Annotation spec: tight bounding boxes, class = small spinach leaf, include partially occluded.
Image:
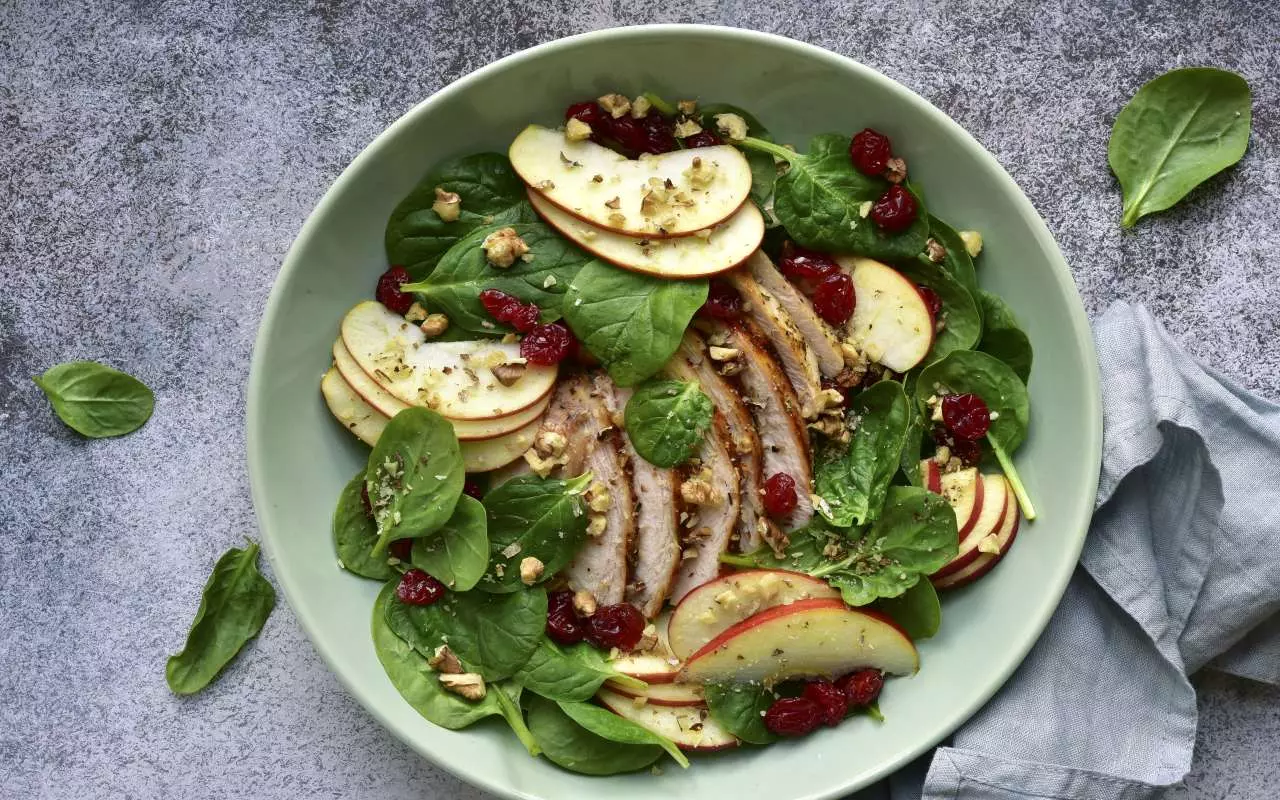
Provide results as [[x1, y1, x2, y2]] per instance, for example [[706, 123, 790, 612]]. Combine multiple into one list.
[[623, 380, 715, 468], [704, 682, 777, 745], [699, 103, 776, 208], [526, 695, 664, 775], [898, 390, 928, 486], [874, 577, 941, 639], [895, 256, 981, 364], [479, 474, 590, 593], [1109, 68, 1251, 228], [166, 541, 276, 695], [915, 350, 1029, 454], [977, 290, 1033, 384], [563, 261, 708, 387], [33, 361, 154, 438], [333, 473, 395, 581], [926, 216, 979, 301], [410, 494, 489, 591], [386, 153, 539, 276], [516, 639, 639, 702], [813, 381, 911, 527], [365, 407, 465, 556], [557, 700, 690, 768]]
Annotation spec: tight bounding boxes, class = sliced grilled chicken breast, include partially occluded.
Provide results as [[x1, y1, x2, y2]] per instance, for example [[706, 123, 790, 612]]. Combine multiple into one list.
[[669, 415, 742, 603], [725, 269, 824, 419], [744, 251, 845, 377]]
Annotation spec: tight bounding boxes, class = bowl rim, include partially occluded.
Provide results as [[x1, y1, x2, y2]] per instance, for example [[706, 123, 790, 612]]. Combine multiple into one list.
[[247, 22, 1102, 799]]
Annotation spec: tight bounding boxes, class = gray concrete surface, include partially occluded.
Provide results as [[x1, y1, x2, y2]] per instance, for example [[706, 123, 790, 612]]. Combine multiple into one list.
[[2, 1, 1278, 798]]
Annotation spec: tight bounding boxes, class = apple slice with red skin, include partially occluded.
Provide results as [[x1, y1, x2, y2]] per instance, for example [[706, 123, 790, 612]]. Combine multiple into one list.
[[603, 680, 704, 707], [596, 689, 739, 751], [938, 467, 984, 540], [666, 569, 840, 661], [919, 459, 942, 493], [677, 598, 918, 684], [608, 652, 681, 684], [836, 257, 935, 372], [932, 474, 1010, 579], [933, 487, 1022, 590]]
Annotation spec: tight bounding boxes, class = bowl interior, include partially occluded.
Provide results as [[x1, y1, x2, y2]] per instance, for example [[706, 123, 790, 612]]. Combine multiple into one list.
[[248, 25, 1100, 800]]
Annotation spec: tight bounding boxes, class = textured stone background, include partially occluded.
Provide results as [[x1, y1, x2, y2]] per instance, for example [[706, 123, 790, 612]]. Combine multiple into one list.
[[2, 1, 1278, 798]]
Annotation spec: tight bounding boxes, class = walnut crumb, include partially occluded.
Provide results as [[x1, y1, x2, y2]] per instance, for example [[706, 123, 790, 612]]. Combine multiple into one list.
[[428, 645, 464, 674], [673, 118, 702, 138], [604, 196, 621, 209], [635, 624, 658, 652], [597, 93, 631, 118], [420, 314, 449, 338], [431, 186, 461, 222], [404, 302, 429, 323], [679, 468, 720, 506], [959, 230, 984, 257], [491, 362, 526, 387], [438, 672, 486, 701], [630, 95, 651, 118], [573, 590, 597, 616], [481, 227, 529, 268], [925, 237, 946, 263], [713, 112, 749, 141], [883, 156, 907, 184], [586, 514, 607, 537], [585, 481, 611, 513], [677, 99, 698, 115], [519, 556, 544, 585], [707, 345, 740, 362], [564, 117, 592, 142]]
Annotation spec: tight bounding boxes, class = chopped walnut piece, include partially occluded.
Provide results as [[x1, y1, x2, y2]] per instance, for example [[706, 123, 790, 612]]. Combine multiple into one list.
[[404, 302, 429, 323], [428, 645, 464, 674], [431, 186, 461, 222], [586, 514, 607, 537], [673, 118, 702, 138], [565, 117, 592, 142], [679, 469, 720, 506], [481, 227, 530, 268], [573, 590, 597, 616], [635, 624, 658, 652], [534, 430, 567, 457], [809, 414, 849, 443], [677, 99, 698, 115], [519, 556, 545, 585], [439, 673, 486, 701], [604, 196, 621, 210], [683, 156, 717, 190], [925, 238, 946, 263], [597, 93, 631, 118], [585, 481, 611, 513], [630, 95, 651, 118], [707, 346, 740, 362], [883, 157, 907, 184], [420, 314, 449, 338], [959, 230, 984, 257], [814, 388, 846, 414], [607, 212, 627, 227], [491, 362, 526, 387], [713, 112, 749, 141]]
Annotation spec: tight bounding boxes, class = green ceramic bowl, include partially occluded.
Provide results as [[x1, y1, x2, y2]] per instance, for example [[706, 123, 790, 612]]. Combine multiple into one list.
[[248, 24, 1101, 800]]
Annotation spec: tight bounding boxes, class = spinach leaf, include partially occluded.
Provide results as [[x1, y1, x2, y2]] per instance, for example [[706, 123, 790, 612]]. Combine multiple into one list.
[[384, 586, 547, 682], [739, 134, 929, 260], [365, 407, 465, 556], [926, 216, 979, 301], [333, 472, 395, 581], [898, 391, 927, 486], [813, 381, 911, 527], [623, 380, 714, 468], [385, 153, 538, 276], [166, 540, 276, 695], [557, 700, 690, 768], [411, 494, 489, 591], [516, 639, 641, 702], [479, 474, 590, 593], [400, 223, 593, 335], [894, 255, 981, 364], [1109, 68, 1251, 228], [875, 577, 941, 639], [699, 103, 776, 208], [33, 361, 154, 438], [977, 290, 1033, 383], [563, 261, 708, 387], [526, 695, 664, 775], [704, 682, 777, 745], [915, 350, 1029, 454]]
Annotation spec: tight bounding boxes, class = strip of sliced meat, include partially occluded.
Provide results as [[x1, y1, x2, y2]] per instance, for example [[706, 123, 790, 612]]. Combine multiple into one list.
[[725, 268, 824, 419], [515, 374, 593, 479], [744, 251, 845, 377], [669, 414, 742, 603], [667, 331, 768, 554], [595, 376, 682, 620], [562, 377, 635, 607]]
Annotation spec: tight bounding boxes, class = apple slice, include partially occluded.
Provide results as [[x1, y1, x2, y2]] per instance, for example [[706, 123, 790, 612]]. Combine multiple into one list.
[[836, 257, 934, 372], [666, 570, 840, 660], [596, 689, 738, 751], [919, 459, 942, 493], [603, 680, 705, 707], [458, 415, 542, 472], [526, 189, 763, 278], [938, 467, 984, 539], [678, 598, 918, 684], [341, 301, 556, 420], [932, 474, 1009, 579], [321, 367, 387, 446], [509, 124, 751, 238], [933, 487, 1021, 590]]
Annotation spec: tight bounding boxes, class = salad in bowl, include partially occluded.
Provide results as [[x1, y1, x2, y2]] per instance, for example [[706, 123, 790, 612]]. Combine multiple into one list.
[[320, 90, 1036, 774]]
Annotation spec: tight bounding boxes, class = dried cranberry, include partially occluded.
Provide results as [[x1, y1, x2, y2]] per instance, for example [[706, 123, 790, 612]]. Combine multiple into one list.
[[802, 680, 850, 726], [396, 569, 445, 606], [932, 425, 982, 465], [479, 289, 540, 333], [463, 480, 484, 500], [849, 128, 893, 176], [360, 482, 373, 518], [520, 322, 575, 366], [683, 130, 722, 148], [837, 668, 884, 707], [638, 113, 678, 154], [546, 590, 585, 645], [586, 603, 645, 650], [917, 285, 943, 318], [388, 539, 413, 561], [376, 266, 414, 315], [870, 185, 918, 232], [942, 393, 991, 441], [764, 696, 824, 737], [778, 245, 839, 283], [812, 272, 855, 326], [699, 279, 742, 320], [763, 473, 798, 518], [565, 101, 609, 140]]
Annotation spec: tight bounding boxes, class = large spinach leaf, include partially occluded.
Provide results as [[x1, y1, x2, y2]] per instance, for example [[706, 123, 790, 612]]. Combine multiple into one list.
[[526, 695, 664, 775], [875, 577, 941, 640], [410, 494, 489, 591], [333, 472, 395, 581], [704, 682, 777, 745], [977, 290, 1033, 383], [479, 474, 590, 593], [898, 388, 928, 487], [895, 257, 981, 364], [1108, 68, 1251, 228], [623, 380, 714, 468], [400, 222, 594, 335], [515, 639, 642, 702], [385, 153, 538, 276], [563, 261, 708, 387], [915, 350, 1029, 454], [557, 700, 690, 768], [33, 361, 154, 438], [365, 407, 465, 556], [813, 381, 911, 528], [384, 585, 547, 682], [166, 541, 276, 695], [699, 103, 776, 208]]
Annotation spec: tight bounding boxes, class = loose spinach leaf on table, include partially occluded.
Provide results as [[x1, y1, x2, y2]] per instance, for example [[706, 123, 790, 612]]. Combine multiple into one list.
[[166, 540, 276, 695], [33, 361, 154, 438], [410, 494, 489, 591], [926, 216, 980, 301], [333, 472, 395, 581], [385, 153, 539, 277], [813, 381, 911, 528], [478, 473, 590, 592], [704, 682, 777, 745], [400, 222, 594, 335], [623, 380, 715, 468], [526, 695, 664, 775], [516, 639, 642, 703], [894, 255, 981, 364], [738, 133, 929, 260], [557, 700, 690, 768], [384, 585, 547, 682], [562, 261, 708, 387], [1109, 67, 1251, 228], [365, 407, 464, 556], [874, 577, 942, 640], [977, 290, 1033, 384], [699, 103, 777, 209]]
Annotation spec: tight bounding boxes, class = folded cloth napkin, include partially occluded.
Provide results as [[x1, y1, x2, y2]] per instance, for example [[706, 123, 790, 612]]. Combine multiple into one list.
[[866, 301, 1280, 800]]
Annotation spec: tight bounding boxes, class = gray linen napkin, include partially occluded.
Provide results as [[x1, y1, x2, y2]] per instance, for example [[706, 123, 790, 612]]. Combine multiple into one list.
[[872, 301, 1280, 799]]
